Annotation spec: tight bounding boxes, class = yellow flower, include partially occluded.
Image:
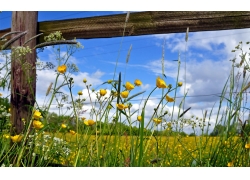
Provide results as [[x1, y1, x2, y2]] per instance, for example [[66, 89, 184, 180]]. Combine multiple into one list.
[[125, 82, 134, 90], [156, 77, 167, 88], [137, 116, 142, 122], [100, 89, 107, 96], [11, 134, 22, 143], [84, 119, 96, 126], [33, 110, 42, 119], [61, 124, 67, 129], [107, 80, 113, 84], [134, 79, 142, 86], [70, 130, 76, 135], [0, 93, 2, 96], [83, 78, 87, 83], [3, 134, 10, 139], [57, 64, 67, 74], [245, 144, 250, 149], [116, 103, 128, 110], [178, 82, 183, 87], [78, 91, 83, 95], [121, 91, 129, 98], [166, 95, 175, 102], [153, 118, 162, 125], [227, 162, 233, 167], [167, 122, 172, 128], [33, 120, 44, 130]]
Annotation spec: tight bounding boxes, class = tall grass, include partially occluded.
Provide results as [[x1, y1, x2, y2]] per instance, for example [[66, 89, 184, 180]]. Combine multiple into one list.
[[1, 19, 250, 167]]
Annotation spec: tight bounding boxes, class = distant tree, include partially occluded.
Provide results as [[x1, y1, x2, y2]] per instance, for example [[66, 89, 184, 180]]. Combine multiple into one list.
[[210, 125, 225, 136], [189, 132, 196, 136]]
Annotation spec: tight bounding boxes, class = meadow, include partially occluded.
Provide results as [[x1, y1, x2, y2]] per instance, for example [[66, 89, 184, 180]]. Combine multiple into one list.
[[1, 25, 250, 167]]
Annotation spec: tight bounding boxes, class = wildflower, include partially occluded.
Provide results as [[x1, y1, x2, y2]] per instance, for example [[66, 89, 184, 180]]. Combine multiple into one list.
[[134, 79, 142, 86], [84, 119, 96, 126], [227, 162, 233, 167], [61, 124, 67, 129], [33, 110, 42, 119], [100, 89, 107, 96], [245, 144, 250, 149], [78, 91, 83, 95], [0, 93, 2, 96], [69, 130, 76, 135], [178, 82, 183, 87], [156, 77, 167, 88], [83, 78, 87, 83], [57, 64, 67, 74], [125, 82, 134, 90], [33, 120, 44, 130], [3, 134, 10, 139], [116, 103, 128, 110], [137, 116, 142, 122], [166, 95, 175, 102], [153, 118, 162, 125], [11, 134, 22, 143], [107, 80, 113, 84], [121, 91, 129, 98]]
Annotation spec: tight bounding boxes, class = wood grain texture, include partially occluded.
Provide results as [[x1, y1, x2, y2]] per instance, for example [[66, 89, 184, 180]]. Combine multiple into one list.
[[1, 11, 250, 47]]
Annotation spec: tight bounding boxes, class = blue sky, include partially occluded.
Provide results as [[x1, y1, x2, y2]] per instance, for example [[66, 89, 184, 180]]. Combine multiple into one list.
[[1, 11, 250, 134]]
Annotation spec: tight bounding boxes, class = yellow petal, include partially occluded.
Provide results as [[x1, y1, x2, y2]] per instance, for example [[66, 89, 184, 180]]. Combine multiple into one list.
[[125, 82, 134, 90], [166, 95, 175, 102], [153, 118, 162, 125], [57, 65, 67, 74], [121, 91, 129, 98], [156, 77, 167, 88], [134, 79, 142, 86], [100, 89, 107, 96]]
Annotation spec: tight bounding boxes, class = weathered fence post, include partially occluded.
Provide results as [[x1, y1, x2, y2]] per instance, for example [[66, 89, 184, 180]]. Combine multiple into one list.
[[10, 11, 38, 135]]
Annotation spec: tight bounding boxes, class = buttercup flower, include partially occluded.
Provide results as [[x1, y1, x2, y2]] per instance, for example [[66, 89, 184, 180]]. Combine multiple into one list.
[[3, 134, 10, 139], [78, 91, 83, 95], [121, 91, 129, 98], [107, 80, 113, 84], [84, 119, 96, 126], [166, 95, 175, 102], [100, 89, 107, 96], [116, 103, 128, 110], [33, 110, 42, 119], [83, 78, 87, 83], [245, 144, 250, 149], [61, 124, 67, 129], [137, 116, 142, 122], [134, 79, 142, 86], [57, 64, 67, 74], [70, 130, 76, 135], [33, 120, 44, 130], [125, 82, 134, 90], [227, 162, 233, 167], [153, 118, 162, 125], [156, 77, 167, 88], [11, 134, 22, 143], [178, 82, 183, 87]]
